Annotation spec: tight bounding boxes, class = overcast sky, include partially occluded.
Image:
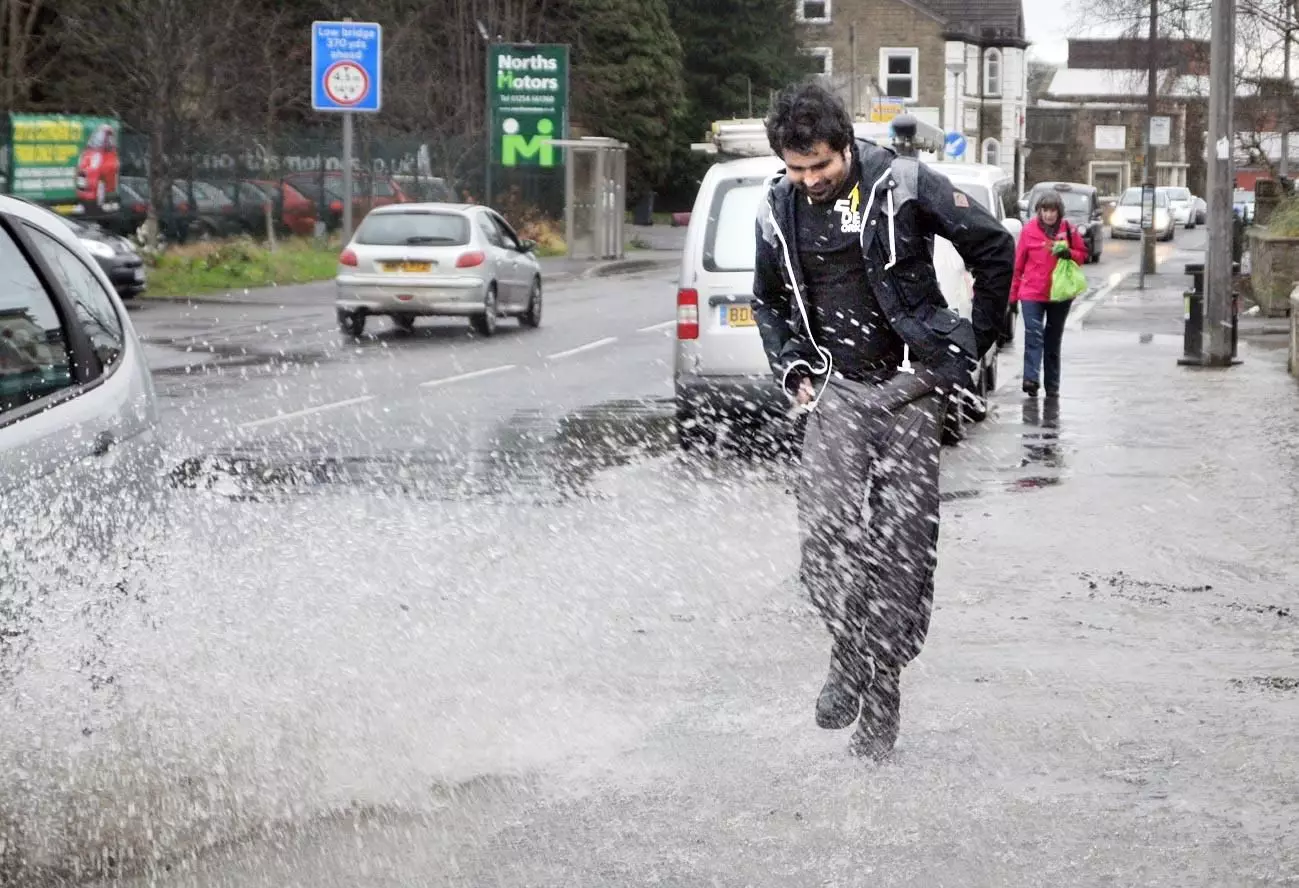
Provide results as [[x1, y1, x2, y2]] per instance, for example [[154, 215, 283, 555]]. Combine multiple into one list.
[[1024, 6, 1076, 66]]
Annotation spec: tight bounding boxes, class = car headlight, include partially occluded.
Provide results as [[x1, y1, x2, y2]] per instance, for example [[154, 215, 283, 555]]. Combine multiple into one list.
[[80, 238, 115, 259]]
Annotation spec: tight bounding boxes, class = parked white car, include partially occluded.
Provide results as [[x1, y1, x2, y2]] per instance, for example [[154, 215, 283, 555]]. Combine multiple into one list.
[[673, 153, 1013, 448], [1161, 186, 1199, 229], [335, 203, 543, 337]]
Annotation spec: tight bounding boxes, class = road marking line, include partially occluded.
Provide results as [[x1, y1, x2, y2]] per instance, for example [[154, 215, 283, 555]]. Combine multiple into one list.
[[545, 337, 618, 360], [420, 364, 517, 388], [237, 395, 374, 430], [638, 320, 676, 333]]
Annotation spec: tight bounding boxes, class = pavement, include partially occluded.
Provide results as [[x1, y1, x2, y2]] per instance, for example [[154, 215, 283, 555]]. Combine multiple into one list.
[[5, 223, 1299, 886]]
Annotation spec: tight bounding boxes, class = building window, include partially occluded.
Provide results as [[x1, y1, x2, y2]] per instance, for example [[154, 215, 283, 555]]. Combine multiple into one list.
[[982, 138, 1000, 167], [805, 47, 833, 77], [984, 49, 1001, 97], [796, 0, 830, 23], [879, 48, 918, 101]]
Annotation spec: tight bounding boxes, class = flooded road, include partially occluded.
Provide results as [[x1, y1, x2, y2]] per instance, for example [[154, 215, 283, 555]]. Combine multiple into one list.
[[4, 246, 1298, 886]]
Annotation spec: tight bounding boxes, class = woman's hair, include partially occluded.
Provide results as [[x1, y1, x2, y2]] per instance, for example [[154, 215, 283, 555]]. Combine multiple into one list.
[[1035, 191, 1064, 214], [765, 81, 854, 156]]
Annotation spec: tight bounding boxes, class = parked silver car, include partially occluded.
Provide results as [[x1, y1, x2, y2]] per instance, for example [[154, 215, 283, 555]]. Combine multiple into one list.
[[1, 194, 161, 659], [335, 203, 543, 337]]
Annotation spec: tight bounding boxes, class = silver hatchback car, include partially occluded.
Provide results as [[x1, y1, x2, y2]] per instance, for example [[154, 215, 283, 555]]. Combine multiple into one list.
[[0, 194, 160, 649], [335, 203, 543, 337]]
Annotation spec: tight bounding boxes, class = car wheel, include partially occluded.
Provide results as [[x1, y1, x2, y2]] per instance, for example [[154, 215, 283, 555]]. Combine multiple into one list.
[[338, 310, 366, 337], [521, 277, 542, 328], [470, 284, 499, 337], [392, 314, 416, 332]]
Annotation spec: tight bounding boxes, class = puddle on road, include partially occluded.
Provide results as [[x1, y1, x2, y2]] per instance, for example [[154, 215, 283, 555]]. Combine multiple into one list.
[[170, 399, 684, 504], [169, 393, 1075, 505]]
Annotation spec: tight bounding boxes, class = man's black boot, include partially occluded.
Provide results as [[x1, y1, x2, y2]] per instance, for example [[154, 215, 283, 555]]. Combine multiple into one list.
[[849, 664, 900, 760], [815, 637, 867, 730]]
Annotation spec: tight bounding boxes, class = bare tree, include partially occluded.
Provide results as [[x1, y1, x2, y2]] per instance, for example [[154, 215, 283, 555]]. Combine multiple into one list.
[[54, 0, 241, 242], [0, 0, 57, 111]]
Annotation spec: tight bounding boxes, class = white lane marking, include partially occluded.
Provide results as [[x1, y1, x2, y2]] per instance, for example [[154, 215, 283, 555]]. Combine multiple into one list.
[[545, 337, 618, 360], [420, 364, 517, 388], [237, 395, 374, 430], [638, 320, 676, 332]]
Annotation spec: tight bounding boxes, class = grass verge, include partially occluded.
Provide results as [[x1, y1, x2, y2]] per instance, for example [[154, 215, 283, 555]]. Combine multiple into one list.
[[142, 237, 342, 298]]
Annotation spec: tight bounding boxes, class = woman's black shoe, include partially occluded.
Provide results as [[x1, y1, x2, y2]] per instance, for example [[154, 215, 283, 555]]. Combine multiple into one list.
[[1022, 379, 1040, 397]]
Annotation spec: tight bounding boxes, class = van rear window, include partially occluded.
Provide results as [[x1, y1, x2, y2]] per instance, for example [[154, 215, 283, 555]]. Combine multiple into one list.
[[703, 180, 766, 272]]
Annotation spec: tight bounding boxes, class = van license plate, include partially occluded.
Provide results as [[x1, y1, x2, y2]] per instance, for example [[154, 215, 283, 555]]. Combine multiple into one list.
[[721, 305, 755, 327]]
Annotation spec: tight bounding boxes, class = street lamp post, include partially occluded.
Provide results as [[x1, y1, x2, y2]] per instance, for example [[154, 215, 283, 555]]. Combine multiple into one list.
[[945, 60, 967, 144]]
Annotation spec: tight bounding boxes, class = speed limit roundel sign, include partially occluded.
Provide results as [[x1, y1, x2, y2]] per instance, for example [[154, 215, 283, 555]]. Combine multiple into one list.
[[323, 61, 370, 106]]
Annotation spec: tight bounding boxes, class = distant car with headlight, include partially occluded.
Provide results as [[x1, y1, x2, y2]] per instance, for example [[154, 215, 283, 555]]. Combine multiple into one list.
[[1110, 186, 1175, 241], [55, 216, 146, 298]]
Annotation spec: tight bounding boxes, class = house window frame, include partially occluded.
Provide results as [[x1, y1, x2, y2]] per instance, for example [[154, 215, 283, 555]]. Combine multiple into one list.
[[806, 46, 834, 77], [984, 48, 1002, 97], [982, 137, 1001, 167], [879, 47, 919, 102], [795, 0, 831, 24]]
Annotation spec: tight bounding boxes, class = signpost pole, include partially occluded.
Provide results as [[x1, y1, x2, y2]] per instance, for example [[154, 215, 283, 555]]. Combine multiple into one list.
[[485, 43, 494, 208], [341, 17, 355, 244], [342, 110, 354, 243]]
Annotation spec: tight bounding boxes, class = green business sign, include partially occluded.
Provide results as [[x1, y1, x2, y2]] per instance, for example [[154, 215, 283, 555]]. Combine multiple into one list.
[[6, 113, 122, 211], [488, 44, 568, 168]]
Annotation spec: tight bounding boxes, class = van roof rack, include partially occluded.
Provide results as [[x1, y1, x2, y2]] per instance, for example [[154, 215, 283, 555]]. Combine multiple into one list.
[[692, 115, 946, 160]]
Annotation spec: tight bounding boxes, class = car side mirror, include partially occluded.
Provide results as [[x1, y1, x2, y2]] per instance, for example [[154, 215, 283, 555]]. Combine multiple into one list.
[[518, 239, 537, 253], [1002, 217, 1023, 240]]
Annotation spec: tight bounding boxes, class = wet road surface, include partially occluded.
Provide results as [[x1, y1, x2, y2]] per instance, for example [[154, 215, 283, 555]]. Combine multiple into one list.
[[7, 227, 1297, 886]]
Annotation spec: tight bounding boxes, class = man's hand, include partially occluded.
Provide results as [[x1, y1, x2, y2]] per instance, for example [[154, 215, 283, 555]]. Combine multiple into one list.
[[796, 377, 816, 405]]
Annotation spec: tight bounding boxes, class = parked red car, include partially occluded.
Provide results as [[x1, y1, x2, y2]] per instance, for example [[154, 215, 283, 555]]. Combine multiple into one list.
[[75, 124, 120, 206], [249, 179, 318, 237]]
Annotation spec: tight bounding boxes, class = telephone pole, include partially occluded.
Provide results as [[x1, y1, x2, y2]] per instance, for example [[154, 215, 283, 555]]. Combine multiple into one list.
[[1204, 0, 1236, 365], [1141, 0, 1158, 277]]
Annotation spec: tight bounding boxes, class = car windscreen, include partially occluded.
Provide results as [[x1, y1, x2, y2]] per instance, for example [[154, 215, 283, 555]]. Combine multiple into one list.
[[704, 180, 767, 272], [1037, 190, 1092, 214], [1119, 189, 1168, 207], [355, 212, 470, 246], [1166, 188, 1191, 200]]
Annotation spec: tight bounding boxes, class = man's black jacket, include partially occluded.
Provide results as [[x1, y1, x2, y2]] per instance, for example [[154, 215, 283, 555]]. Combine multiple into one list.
[[752, 139, 1014, 395]]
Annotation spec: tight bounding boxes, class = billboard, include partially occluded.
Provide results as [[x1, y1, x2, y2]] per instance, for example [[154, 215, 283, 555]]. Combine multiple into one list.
[[488, 44, 569, 168], [6, 114, 122, 215]]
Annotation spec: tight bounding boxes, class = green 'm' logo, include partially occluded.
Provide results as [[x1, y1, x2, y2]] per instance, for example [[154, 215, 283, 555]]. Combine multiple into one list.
[[501, 117, 556, 167]]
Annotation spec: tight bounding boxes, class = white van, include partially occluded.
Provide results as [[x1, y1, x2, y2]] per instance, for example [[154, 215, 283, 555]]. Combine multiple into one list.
[[674, 134, 1010, 449]]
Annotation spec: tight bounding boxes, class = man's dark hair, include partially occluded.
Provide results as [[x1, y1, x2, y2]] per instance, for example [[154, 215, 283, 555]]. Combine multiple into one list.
[[765, 81, 854, 156]]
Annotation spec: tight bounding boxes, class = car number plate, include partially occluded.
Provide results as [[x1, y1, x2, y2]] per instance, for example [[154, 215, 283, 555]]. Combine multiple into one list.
[[381, 261, 432, 273], [133, 268, 145, 281], [720, 304, 755, 327]]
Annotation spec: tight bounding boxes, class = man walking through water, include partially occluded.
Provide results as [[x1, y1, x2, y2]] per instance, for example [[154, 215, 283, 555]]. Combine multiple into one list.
[[752, 83, 1013, 759]]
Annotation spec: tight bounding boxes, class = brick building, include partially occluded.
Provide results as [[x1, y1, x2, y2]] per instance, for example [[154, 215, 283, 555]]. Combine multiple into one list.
[[794, 0, 1030, 192]]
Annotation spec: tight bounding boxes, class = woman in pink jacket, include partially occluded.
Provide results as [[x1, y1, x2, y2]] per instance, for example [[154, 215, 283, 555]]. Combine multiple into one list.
[[1009, 191, 1089, 397]]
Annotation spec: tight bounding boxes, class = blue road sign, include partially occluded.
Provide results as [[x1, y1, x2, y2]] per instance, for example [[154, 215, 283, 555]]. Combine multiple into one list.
[[311, 21, 382, 112], [944, 131, 966, 159]]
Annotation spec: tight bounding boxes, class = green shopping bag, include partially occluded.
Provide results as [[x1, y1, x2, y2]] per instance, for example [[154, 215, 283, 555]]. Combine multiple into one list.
[[1050, 256, 1087, 302]]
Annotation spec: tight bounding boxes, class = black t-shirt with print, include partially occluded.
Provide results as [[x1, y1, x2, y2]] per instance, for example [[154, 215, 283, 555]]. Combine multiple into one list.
[[795, 160, 903, 380]]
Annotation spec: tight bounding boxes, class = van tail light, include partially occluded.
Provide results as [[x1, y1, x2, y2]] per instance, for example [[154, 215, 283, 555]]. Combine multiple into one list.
[[339, 249, 358, 267], [456, 250, 486, 268], [677, 288, 699, 340]]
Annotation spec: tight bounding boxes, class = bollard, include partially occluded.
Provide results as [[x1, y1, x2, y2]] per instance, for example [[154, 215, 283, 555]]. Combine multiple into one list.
[[1231, 292, 1239, 359], [1231, 215, 1245, 265], [1180, 262, 1205, 365]]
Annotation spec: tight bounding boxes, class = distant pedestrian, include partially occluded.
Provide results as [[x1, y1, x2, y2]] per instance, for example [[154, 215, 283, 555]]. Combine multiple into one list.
[[1010, 191, 1089, 397], [751, 82, 1013, 759]]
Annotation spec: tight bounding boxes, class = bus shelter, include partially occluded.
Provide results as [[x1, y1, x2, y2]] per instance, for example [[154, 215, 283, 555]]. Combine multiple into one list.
[[550, 137, 627, 260]]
